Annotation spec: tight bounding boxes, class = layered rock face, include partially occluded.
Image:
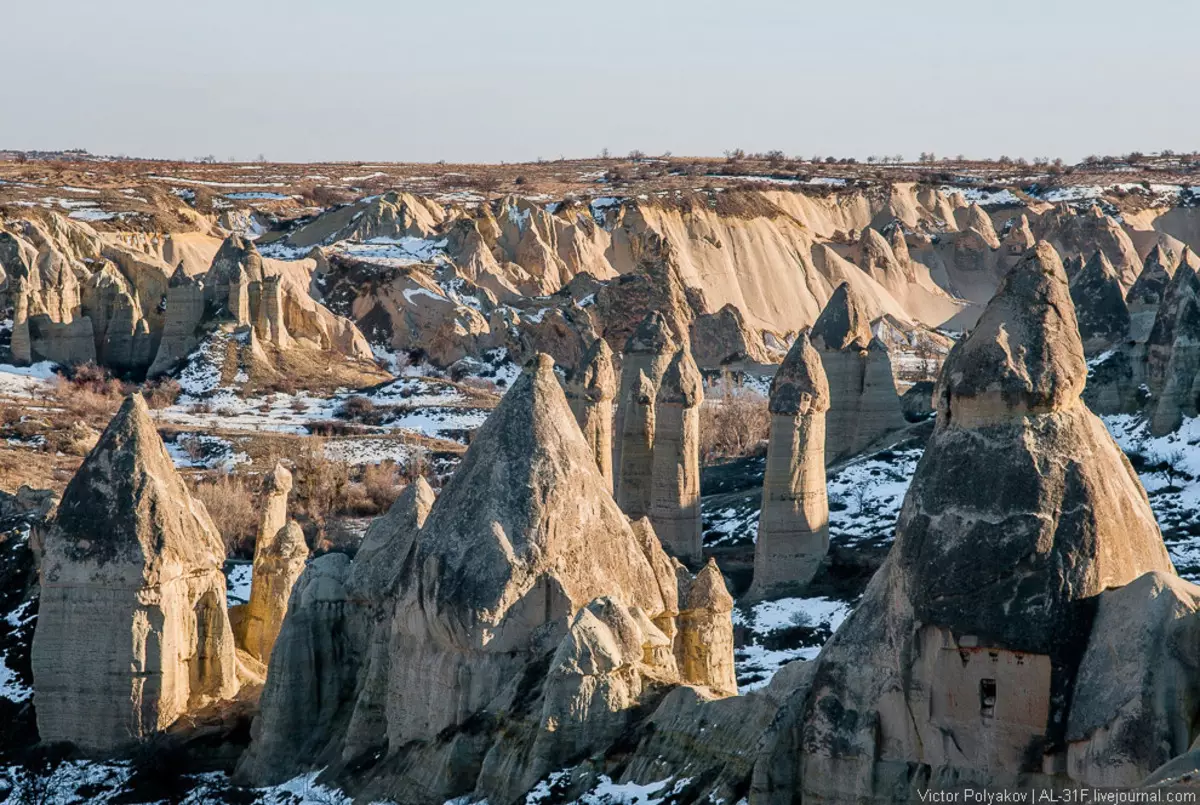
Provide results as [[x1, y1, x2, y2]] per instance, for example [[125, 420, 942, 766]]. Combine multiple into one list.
[[810, 282, 905, 462], [239, 355, 736, 803], [31, 394, 240, 752], [565, 338, 616, 487], [748, 332, 831, 600], [615, 312, 677, 514], [649, 348, 704, 564], [781, 243, 1175, 801], [233, 463, 309, 665]]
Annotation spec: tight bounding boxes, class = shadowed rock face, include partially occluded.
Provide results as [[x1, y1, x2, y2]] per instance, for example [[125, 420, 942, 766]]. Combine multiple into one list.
[[1128, 244, 1177, 307], [810, 282, 873, 352], [650, 348, 704, 564], [750, 332, 831, 600], [566, 338, 617, 487], [32, 394, 239, 753], [1069, 250, 1130, 352], [779, 240, 1175, 802], [1146, 262, 1200, 435], [614, 311, 677, 511], [811, 282, 905, 461]]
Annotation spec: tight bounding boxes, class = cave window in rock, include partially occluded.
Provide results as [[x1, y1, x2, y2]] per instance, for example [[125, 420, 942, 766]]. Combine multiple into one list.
[[980, 678, 997, 719]]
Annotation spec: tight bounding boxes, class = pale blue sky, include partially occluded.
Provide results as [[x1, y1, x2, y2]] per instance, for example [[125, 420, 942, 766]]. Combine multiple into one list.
[[8, 1, 1199, 163]]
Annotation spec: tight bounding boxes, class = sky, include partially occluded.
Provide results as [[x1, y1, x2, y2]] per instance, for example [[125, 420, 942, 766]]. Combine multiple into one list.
[[7, 0, 1200, 164]]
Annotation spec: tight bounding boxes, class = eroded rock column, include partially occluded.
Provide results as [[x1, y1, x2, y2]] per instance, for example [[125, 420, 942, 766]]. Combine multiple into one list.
[[650, 348, 704, 565], [614, 311, 676, 506], [616, 371, 657, 520], [749, 332, 830, 600], [567, 338, 616, 487]]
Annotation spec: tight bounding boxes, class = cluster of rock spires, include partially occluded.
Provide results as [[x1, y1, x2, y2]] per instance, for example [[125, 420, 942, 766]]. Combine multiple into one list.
[[0, 213, 372, 380]]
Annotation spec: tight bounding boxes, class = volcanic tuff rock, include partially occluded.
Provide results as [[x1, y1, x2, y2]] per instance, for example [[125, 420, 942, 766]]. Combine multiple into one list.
[[749, 331, 831, 600], [774, 242, 1175, 801], [565, 338, 616, 486], [148, 263, 205, 376], [688, 302, 771, 366], [233, 463, 308, 665], [1128, 243, 1177, 308], [31, 394, 240, 752], [810, 282, 905, 462], [1066, 571, 1200, 787], [240, 355, 736, 803], [615, 311, 677, 513], [649, 348, 704, 564], [1147, 261, 1200, 436], [1069, 250, 1131, 353]]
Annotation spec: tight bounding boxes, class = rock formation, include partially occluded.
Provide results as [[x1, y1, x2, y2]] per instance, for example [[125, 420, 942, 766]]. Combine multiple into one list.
[[233, 463, 308, 665], [614, 311, 677, 513], [810, 282, 905, 463], [649, 348, 704, 564], [688, 303, 770, 366], [748, 332, 831, 600], [148, 263, 205, 376], [1069, 250, 1131, 353], [565, 338, 616, 487], [1128, 243, 1177, 307], [675, 559, 736, 696], [239, 355, 736, 802], [31, 394, 240, 752], [1146, 260, 1200, 435], [776, 243, 1175, 801]]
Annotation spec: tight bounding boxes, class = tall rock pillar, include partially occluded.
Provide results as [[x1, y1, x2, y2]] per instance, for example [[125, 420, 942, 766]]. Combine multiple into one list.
[[749, 332, 831, 600], [566, 338, 616, 487], [615, 311, 676, 510], [650, 347, 704, 565]]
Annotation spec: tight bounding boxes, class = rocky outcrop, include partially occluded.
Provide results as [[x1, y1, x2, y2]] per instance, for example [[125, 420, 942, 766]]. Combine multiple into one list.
[[239, 355, 736, 802], [675, 559, 736, 696], [649, 348, 704, 564], [148, 263, 205, 376], [1069, 250, 1131, 353], [1066, 571, 1200, 787], [233, 464, 308, 665], [1128, 244, 1177, 308], [748, 332, 830, 600], [614, 311, 677, 517], [810, 282, 905, 462], [565, 338, 616, 487], [773, 242, 1175, 801], [31, 394, 240, 752], [1146, 261, 1200, 435], [689, 302, 770, 366]]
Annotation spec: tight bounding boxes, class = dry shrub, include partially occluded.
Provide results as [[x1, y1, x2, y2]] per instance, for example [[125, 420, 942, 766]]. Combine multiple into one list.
[[291, 438, 352, 527], [192, 474, 258, 557], [362, 462, 402, 511], [143, 377, 182, 409], [700, 377, 769, 463]]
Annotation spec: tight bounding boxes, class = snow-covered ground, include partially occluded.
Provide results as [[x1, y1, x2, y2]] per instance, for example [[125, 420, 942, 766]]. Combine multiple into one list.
[[733, 595, 852, 691], [165, 433, 249, 471], [1103, 414, 1200, 579], [225, 561, 253, 606]]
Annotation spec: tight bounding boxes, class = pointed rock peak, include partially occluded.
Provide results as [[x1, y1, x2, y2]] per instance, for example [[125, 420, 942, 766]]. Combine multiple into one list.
[[1077, 250, 1118, 284], [168, 262, 193, 287], [937, 242, 1085, 424], [685, 558, 733, 613], [353, 476, 435, 593], [770, 332, 830, 416], [260, 520, 307, 560], [264, 461, 293, 496], [1146, 243, 1169, 269], [631, 370, 655, 405], [52, 393, 223, 569], [887, 225, 911, 261], [657, 348, 703, 407], [625, 310, 676, 356], [569, 338, 615, 400], [860, 227, 892, 253], [811, 282, 874, 352]]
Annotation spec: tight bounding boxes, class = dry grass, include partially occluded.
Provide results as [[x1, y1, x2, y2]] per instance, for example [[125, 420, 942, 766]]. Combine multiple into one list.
[[191, 474, 258, 557], [700, 377, 770, 464]]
